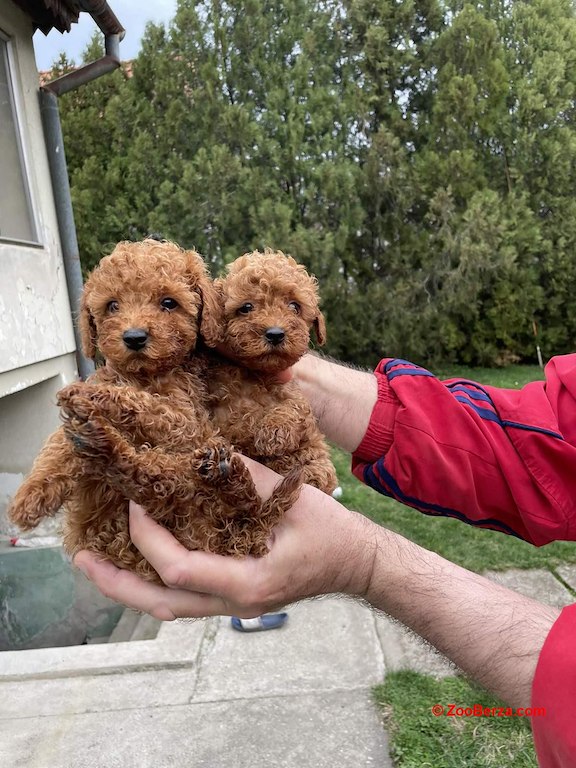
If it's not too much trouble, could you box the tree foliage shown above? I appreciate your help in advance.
[58,0,576,367]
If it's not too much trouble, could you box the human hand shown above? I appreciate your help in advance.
[285,354,378,451]
[74,457,377,620]
[272,367,292,384]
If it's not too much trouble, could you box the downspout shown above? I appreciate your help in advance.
[39,4,125,379]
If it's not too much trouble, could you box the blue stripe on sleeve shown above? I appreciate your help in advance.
[447,384,494,404]
[387,368,436,381]
[501,421,563,440]
[384,358,415,373]
[454,395,503,423]
[363,459,524,540]
[383,362,564,440]
[452,395,563,439]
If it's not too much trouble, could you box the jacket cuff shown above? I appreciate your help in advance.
[352,363,399,463]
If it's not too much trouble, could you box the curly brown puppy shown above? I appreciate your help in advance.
[203,249,338,493]
[8,239,301,581]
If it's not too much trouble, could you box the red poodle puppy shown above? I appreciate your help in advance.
[8,240,301,580]
[203,249,339,493]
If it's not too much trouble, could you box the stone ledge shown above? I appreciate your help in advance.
[0,616,210,681]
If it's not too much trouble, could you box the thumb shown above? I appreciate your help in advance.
[273,367,293,384]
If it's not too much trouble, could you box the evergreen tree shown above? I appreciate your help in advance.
[500,0,576,356]
[58,34,145,269]
[55,0,576,366]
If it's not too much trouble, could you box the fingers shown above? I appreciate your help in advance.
[273,368,293,384]
[127,501,196,584]
[75,484,291,621]
[74,459,318,621]
[235,455,286,501]
[74,550,230,620]
[128,502,261,599]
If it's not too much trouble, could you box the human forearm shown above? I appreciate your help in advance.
[280,353,564,710]
[75,455,557,709]
[291,353,377,452]
[361,526,559,708]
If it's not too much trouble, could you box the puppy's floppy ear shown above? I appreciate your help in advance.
[304,269,326,345]
[184,249,224,347]
[313,311,327,346]
[78,285,98,360]
[200,278,224,347]
[199,277,224,347]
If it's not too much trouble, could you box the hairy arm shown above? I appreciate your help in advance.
[290,353,378,452]
[75,457,557,709]
[365,528,558,707]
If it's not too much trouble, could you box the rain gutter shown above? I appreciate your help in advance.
[39,1,125,379]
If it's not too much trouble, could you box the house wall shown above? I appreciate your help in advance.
[0,1,78,535]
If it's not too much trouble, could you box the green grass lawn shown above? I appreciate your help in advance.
[333,363,570,768]
[374,672,538,768]
[433,363,544,388]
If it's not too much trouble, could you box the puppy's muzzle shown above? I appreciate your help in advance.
[123,328,149,351]
[264,327,285,346]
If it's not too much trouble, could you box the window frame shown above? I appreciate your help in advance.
[0,28,41,246]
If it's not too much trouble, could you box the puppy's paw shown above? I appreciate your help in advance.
[8,489,60,530]
[64,416,118,462]
[58,383,100,425]
[194,443,234,482]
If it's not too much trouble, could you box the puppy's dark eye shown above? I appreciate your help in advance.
[160,297,179,311]
[288,301,301,314]
[238,303,254,315]
[106,300,120,313]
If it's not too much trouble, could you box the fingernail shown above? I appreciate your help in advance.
[129,500,145,515]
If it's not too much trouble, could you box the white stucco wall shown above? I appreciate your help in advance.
[0,1,77,382]
[0,1,78,525]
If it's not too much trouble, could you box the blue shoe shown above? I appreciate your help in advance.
[231,613,288,632]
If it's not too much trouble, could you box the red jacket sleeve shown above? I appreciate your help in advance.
[351,354,576,545]
[531,605,576,767]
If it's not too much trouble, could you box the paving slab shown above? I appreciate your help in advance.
[483,568,574,607]
[0,691,389,768]
[11,566,565,764]
[0,668,199,720]
[2,569,566,766]
[555,564,576,595]
[194,597,385,701]
[0,596,393,768]
[0,617,209,681]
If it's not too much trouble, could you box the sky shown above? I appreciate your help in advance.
[33,1,178,70]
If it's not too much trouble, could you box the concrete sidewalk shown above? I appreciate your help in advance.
[1,566,575,768]
[0,597,392,768]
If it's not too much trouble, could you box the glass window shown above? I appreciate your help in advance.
[0,34,37,243]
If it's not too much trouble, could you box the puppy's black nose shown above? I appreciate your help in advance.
[265,327,286,346]
[123,328,149,351]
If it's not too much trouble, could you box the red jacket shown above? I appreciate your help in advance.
[351,354,576,768]
[352,355,576,545]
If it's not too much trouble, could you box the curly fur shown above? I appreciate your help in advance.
[204,249,338,493]
[8,240,302,581]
